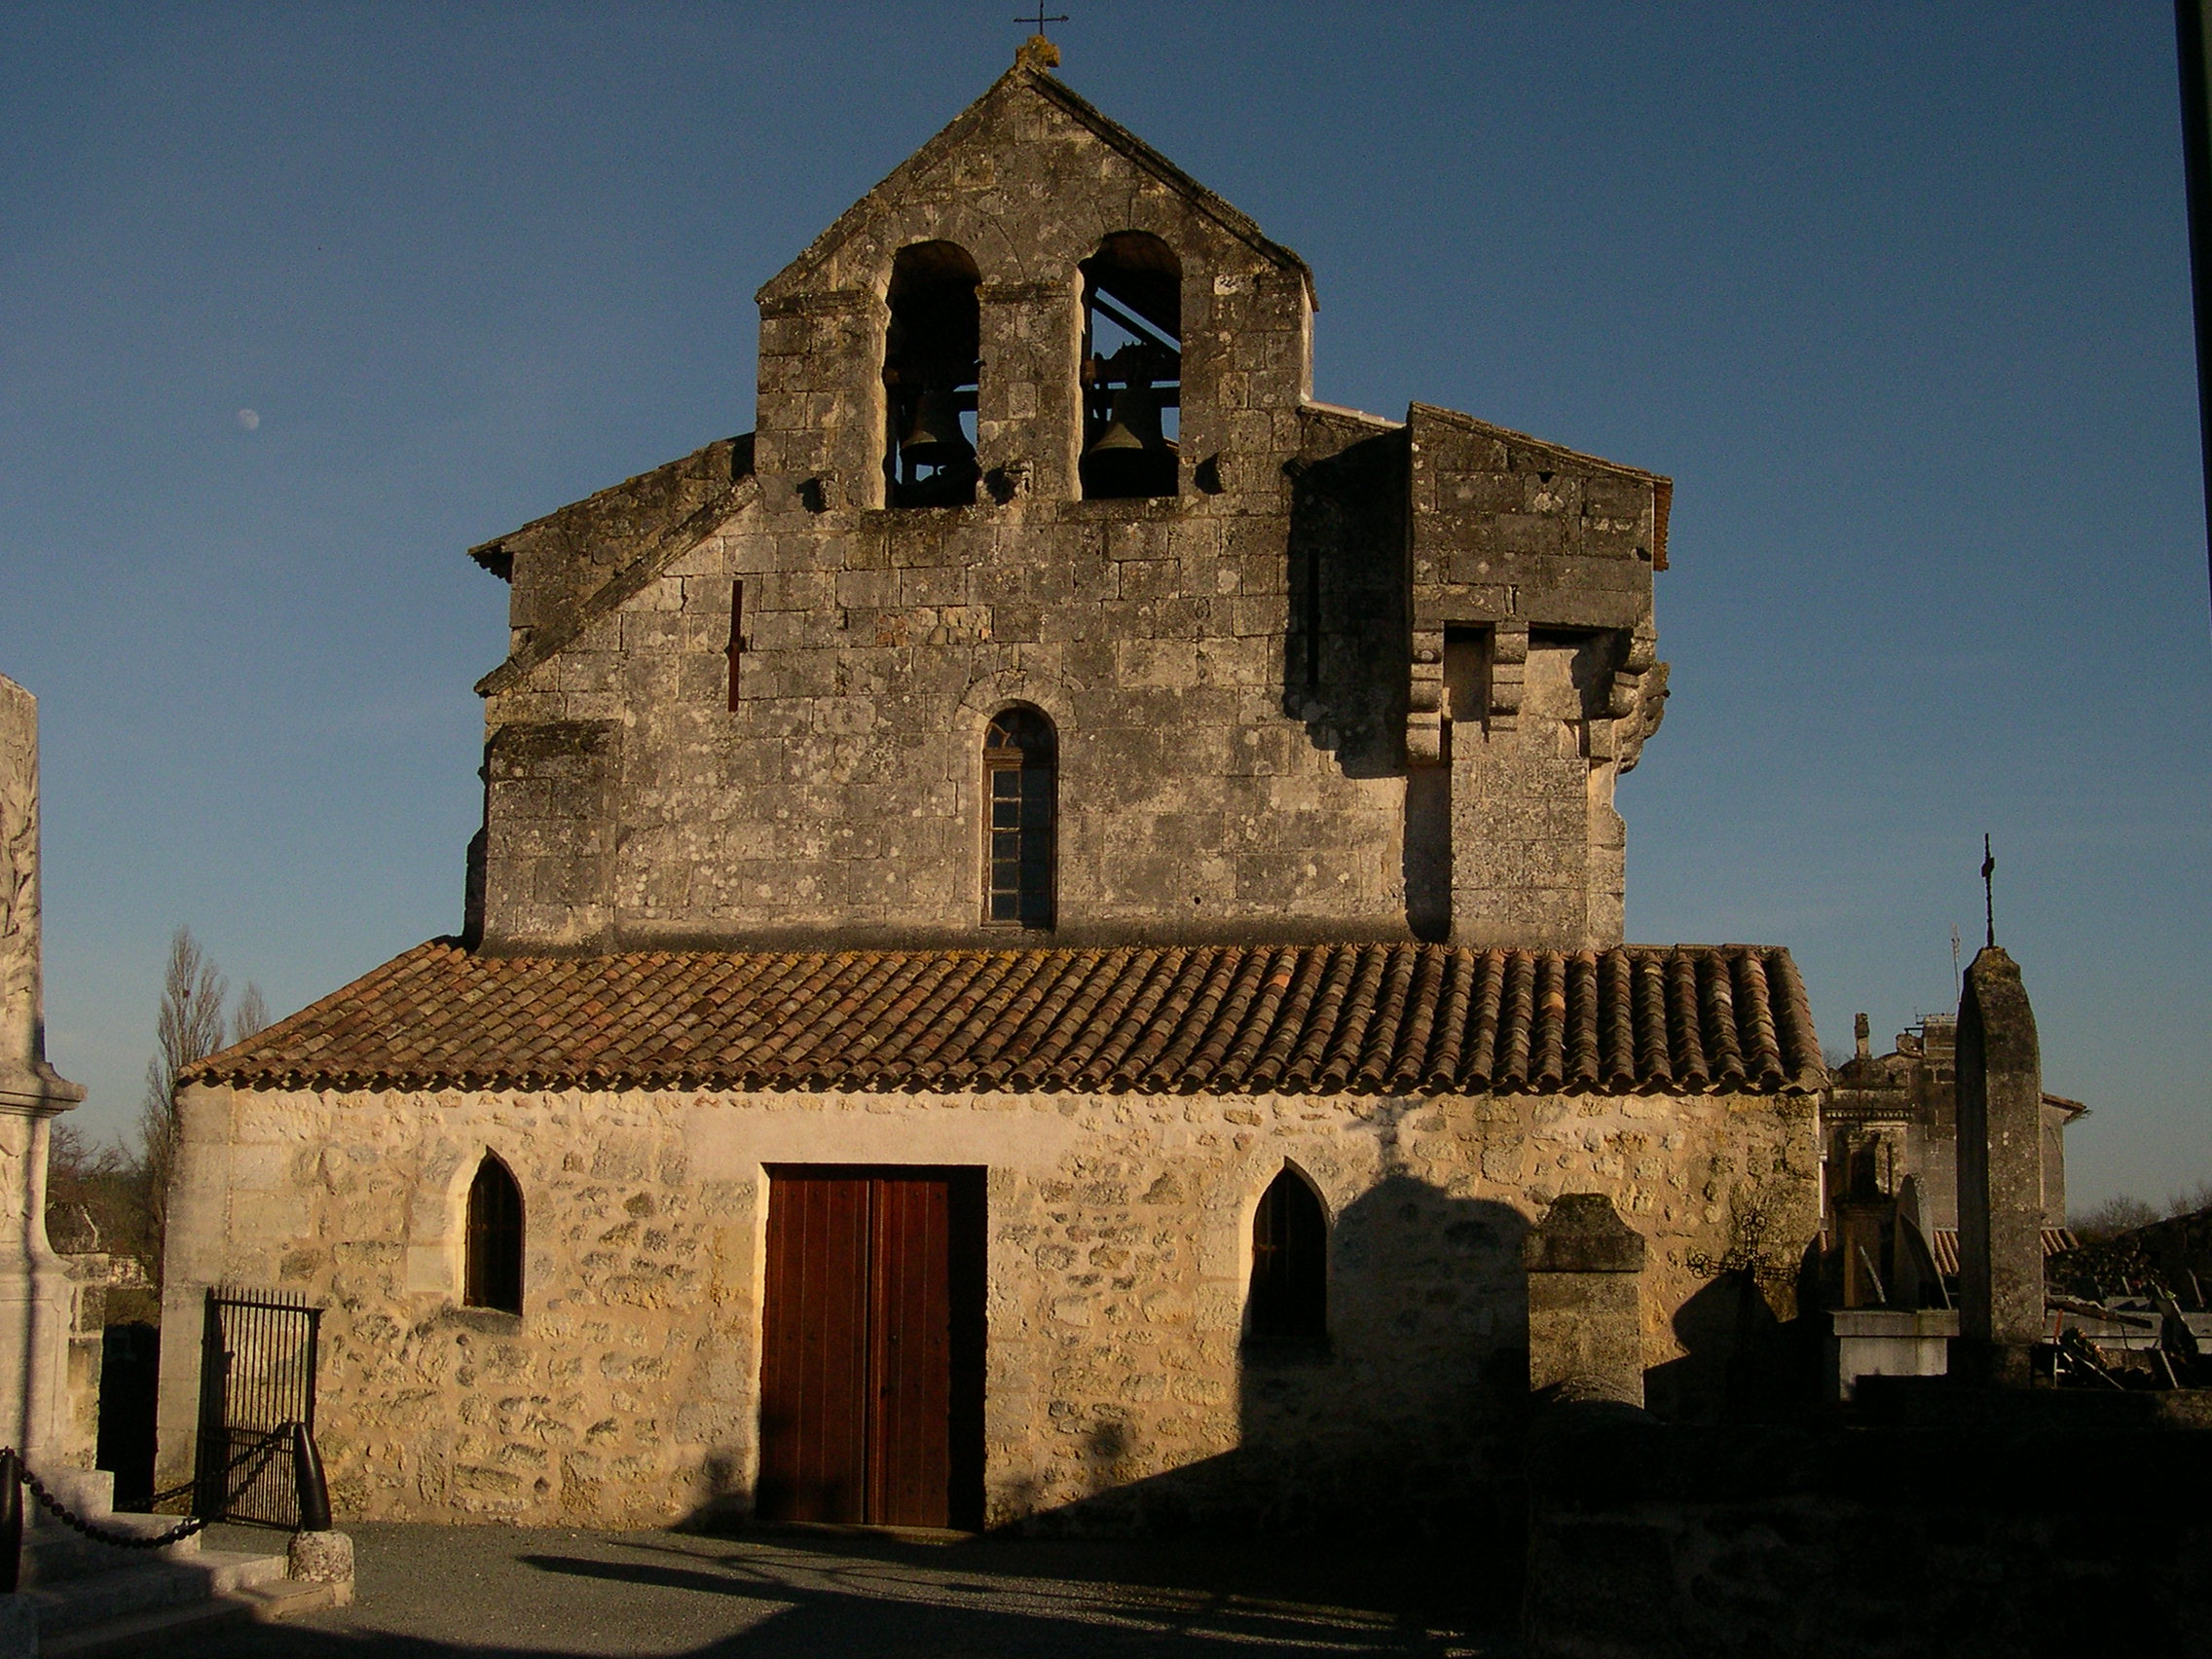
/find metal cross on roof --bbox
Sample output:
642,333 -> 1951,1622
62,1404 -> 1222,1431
1016,4 -> 1068,31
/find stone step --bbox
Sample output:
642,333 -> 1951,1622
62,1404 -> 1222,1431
16,1547 -> 290,1639
19,1472 -> 114,1528
18,1511 -> 203,1589
39,1575 -> 342,1659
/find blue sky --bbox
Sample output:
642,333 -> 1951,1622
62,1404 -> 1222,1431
2,2 -> 2205,1210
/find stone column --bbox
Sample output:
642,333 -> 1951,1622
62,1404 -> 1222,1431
1525,1193 -> 1646,1406
1952,944 -> 2043,1388
0,674 -> 89,1457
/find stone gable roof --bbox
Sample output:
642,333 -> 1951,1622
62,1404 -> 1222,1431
470,437 -> 757,697
188,940 -> 1823,1098
467,434 -> 752,585
1407,403 -> 1674,571
755,55 -> 1315,311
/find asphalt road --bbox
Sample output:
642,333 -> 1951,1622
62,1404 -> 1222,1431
170,1522 -> 1514,1658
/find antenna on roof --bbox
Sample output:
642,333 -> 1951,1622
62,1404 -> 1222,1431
1950,923 -> 1962,999
1981,833 -> 1997,948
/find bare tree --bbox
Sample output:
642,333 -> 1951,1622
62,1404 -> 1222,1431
2165,1180 -> 2212,1221
2072,1194 -> 2161,1242
232,980 -> 269,1046
136,927 -> 229,1259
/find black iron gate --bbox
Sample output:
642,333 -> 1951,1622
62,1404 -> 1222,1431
194,1286 -> 321,1526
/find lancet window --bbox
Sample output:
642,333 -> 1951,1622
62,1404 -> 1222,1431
1246,1165 -> 1328,1350
464,1153 -> 525,1316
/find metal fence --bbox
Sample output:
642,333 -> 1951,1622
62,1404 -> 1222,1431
193,1286 -> 322,1527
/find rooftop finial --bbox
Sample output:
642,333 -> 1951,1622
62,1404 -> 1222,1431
1014,4 -> 1066,69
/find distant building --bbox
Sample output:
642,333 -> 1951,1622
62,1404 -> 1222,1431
1822,1011 -> 2083,1308
158,41 -> 1822,1530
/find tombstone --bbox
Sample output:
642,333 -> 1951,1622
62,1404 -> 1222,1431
1951,944 -> 2044,1388
1525,1193 -> 1647,1406
0,674 -> 91,1457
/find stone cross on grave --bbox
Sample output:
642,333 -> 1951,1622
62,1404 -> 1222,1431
1952,940 -> 2045,1389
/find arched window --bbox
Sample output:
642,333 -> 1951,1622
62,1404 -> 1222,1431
1080,232 -> 1181,500
1246,1166 -> 1327,1350
983,706 -> 1055,929
884,241 -> 981,507
464,1154 -> 524,1315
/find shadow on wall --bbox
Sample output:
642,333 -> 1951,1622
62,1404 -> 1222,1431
1643,1253 -> 1823,1423
1281,432 -> 1407,783
1007,1172 -> 1531,1540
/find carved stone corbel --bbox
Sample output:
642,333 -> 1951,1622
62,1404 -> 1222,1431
1490,623 -> 1529,733
1407,629 -> 1445,766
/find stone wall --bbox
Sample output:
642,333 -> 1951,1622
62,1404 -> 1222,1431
467,60 -> 1668,958
1524,1404 -> 2212,1659
1407,406 -> 1667,951
157,1075 -> 1814,1529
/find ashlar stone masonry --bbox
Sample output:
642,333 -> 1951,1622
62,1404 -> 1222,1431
465,42 -> 1667,959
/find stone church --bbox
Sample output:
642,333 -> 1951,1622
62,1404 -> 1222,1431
157,41 -> 1823,1530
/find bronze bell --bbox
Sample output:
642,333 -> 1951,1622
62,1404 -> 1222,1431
1088,381 -> 1164,455
1082,377 -> 1175,498
899,383 -> 974,471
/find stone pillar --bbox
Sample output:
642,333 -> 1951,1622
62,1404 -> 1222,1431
1525,1193 -> 1646,1406
0,674 -> 89,1458
1952,944 -> 2043,1388
977,276 -> 1083,504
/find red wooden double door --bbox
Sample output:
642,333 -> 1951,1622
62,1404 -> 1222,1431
756,1166 -> 985,1530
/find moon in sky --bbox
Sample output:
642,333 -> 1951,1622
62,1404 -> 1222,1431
237,408 -> 260,430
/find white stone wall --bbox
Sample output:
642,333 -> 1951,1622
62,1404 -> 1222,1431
158,1077 -> 1815,1528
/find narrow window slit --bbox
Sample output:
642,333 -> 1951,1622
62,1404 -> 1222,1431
726,580 -> 746,710
983,706 -> 1055,930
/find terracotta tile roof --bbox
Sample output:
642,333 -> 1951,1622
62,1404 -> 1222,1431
187,940 -> 1824,1098
1928,1228 -> 2080,1277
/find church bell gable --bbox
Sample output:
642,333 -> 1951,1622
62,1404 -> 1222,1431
751,46 -> 1316,512
465,41 -> 1671,959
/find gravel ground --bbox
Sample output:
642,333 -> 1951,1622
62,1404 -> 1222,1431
167,1522 -> 1515,1658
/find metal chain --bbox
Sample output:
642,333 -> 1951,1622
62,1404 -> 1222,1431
1,1431 -> 286,1551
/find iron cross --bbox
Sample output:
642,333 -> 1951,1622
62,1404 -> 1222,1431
1981,833 -> 1997,948
1016,4 -> 1068,29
